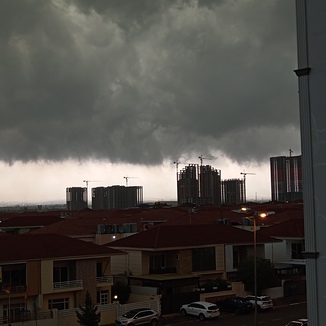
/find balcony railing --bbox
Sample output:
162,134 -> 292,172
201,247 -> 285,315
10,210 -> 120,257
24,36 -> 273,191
53,280 -> 83,289
97,276 -> 113,284
0,284 -> 26,295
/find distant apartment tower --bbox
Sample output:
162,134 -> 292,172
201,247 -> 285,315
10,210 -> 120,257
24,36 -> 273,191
177,164 -> 199,205
92,185 -> 143,210
270,155 -> 303,202
177,164 -> 221,205
199,165 -> 222,205
66,187 -> 87,210
221,179 -> 245,205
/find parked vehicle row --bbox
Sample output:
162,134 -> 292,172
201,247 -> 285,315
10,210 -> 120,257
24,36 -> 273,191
217,297 -> 253,314
115,295 -> 276,325
244,295 -> 274,311
179,296 -> 274,321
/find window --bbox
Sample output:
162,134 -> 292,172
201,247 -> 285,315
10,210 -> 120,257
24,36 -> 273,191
48,298 -> 69,310
53,266 -> 68,283
192,247 -> 216,272
97,290 -> 109,305
291,243 -> 304,259
150,255 -> 165,271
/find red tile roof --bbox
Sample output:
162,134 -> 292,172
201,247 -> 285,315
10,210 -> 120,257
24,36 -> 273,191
0,215 -> 62,228
0,233 -> 123,263
258,219 -> 305,238
107,224 -> 279,250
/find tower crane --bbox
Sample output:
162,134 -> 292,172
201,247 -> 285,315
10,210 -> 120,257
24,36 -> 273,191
240,172 -> 256,203
198,155 -> 214,165
123,176 -> 138,187
83,180 -> 101,206
173,160 -> 191,172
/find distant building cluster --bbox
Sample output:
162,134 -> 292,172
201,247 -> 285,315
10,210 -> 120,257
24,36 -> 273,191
66,185 -> 143,211
66,153 -> 303,210
177,164 -> 244,206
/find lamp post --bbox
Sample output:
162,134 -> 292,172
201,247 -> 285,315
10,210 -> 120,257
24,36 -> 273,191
241,208 -> 267,326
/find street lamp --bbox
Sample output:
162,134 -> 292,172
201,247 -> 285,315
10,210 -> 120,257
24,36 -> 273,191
241,207 -> 267,326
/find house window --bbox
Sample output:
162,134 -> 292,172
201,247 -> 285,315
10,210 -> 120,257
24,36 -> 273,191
97,290 -> 109,304
53,266 -> 68,283
97,262 -> 102,277
48,298 -> 69,310
291,243 -> 304,259
233,248 -> 240,268
150,255 -> 165,272
192,247 -> 216,272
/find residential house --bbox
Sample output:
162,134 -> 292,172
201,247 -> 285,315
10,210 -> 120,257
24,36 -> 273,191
107,223 -> 279,314
258,219 -> 305,275
0,233 -> 124,325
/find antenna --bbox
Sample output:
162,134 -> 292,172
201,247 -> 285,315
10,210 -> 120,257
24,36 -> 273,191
240,171 -> 256,203
123,176 -> 138,187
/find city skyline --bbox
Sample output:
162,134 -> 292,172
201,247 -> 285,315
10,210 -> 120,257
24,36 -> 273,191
0,1 -> 300,205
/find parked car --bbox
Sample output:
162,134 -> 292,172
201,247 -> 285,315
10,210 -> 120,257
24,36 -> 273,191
245,295 -> 274,311
180,301 -> 220,321
217,297 -> 253,314
286,319 -> 308,326
115,308 -> 159,326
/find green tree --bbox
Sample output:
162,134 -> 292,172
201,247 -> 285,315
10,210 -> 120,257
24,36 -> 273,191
111,282 -> 131,304
237,258 -> 278,295
76,291 -> 101,326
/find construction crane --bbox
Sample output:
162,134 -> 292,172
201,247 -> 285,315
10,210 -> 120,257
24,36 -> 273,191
83,180 -> 101,206
123,176 -> 138,187
198,155 -> 213,165
173,160 -> 191,172
240,172 -> 256,203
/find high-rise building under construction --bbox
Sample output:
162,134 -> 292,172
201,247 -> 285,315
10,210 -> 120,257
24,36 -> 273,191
177,164 -> 221,205
270,155 -> 303,202
92,185 -> 143,209
221,179 -> 245,205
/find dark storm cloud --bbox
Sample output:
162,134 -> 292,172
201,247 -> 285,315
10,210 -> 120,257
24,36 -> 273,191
0,0 -> 300,165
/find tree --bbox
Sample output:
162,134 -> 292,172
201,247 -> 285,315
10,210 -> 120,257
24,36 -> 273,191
76,291 -> 101,326
237,258 -> 278,295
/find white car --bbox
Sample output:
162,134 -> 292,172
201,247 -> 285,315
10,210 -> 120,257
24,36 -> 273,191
245,295 -> 274,311
180,301 -> 220,321
286,319 -> 308,326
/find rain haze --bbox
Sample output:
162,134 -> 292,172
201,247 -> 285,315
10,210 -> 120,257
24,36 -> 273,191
0,0 -> 300,204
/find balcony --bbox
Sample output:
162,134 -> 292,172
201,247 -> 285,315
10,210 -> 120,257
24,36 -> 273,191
97,276 -> 113,287
53,280 -> 83,292
0,284 -> 26,298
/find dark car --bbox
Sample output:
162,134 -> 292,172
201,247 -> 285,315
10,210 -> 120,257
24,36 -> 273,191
217,297 -> 253,314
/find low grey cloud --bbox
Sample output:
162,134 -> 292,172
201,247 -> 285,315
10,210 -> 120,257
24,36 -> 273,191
0,0 -> 300,166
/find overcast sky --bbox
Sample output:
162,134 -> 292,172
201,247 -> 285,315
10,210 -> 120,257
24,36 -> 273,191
0,0 -> 300,204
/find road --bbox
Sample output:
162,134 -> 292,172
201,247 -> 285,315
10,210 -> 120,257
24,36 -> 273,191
161,302 -> 307,326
